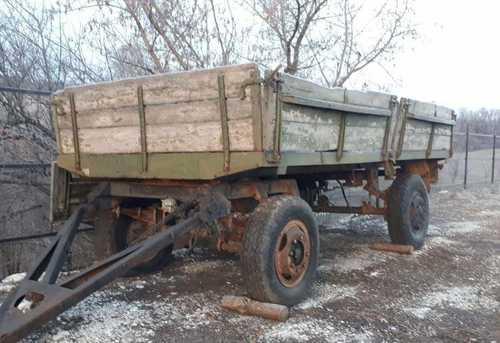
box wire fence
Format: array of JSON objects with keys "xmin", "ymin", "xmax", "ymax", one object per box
[{"xmin": 439, "ymin": 127, "xmax": 499, "ymax": 189}]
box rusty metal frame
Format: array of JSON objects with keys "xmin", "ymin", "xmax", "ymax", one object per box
[
  {"xmin": 217, "ymin": 74, "xmax": 231, "ymax": 171},
  {"xmin": 68, "ymin": 93, "xmax": 81, "ymax": 171},
  {"xmin": 0, "ymin": 185, "xmax": 230, "ymax": 343},
  {"xmin": 312, "ymin": 166, "xmax": 389, "ymax": 216},
  {"xmin": 137, "ymin": 85, "xmax": 148, "ymax": 172}
]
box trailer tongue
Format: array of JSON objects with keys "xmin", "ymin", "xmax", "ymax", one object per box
[{"xmin": 0, "ymin": 183, "xmax": 230, "ymax": 343}]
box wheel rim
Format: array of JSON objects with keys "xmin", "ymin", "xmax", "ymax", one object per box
[
  {"xmin": 274, "ymin": 220, "xmax": 311, "ymax": 288},
  {"xmin": 409, "ymin": 192, "xmax": 427, "ymax": 234}
]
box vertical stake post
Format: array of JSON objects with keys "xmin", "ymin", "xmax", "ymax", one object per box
[
  {"xmin": 464, "ymin": 125, "xmax": 469, "ymax": 189},
  {"xmin": 492, "ymin": 133, "xmax": 496, "ymax": 184}
]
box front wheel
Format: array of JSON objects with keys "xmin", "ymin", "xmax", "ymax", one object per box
[
  {"xmin": 387, "ymin": 174, "xmax": 430, "ymax": 249},
  {"xmin": 241, "ymin": 196, "xmax": 319, "ymax": 306}
]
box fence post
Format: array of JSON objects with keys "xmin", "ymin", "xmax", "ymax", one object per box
[
  {"xmin": 464, "ymin": 125, "xmax": 469, "ymax": 189},
  {"xmin": 492, "ymin": 133, "xmax": 496, "ymax": 184}
]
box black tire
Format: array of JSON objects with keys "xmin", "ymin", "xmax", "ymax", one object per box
[
  {"xmin": 241, "ymin": 195, "xmax": 319, "ymax": 306},
  {"xmin": 387, "ymin": 174, "xmax": 430, "ymax": 249},
  {"xmin": 94, "ymin": 207, "xmax": 172, "ymax": 275}
]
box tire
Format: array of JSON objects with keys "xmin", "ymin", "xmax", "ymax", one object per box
[
  {"xmin": 387, "ymin": 174, "xmax": 430, "ymax": 249},
  {"xmin": 241, "ymin": 195, "xmax": 319, "ymax": 306},
  {"xmin": 94, "ymin": 207, "xmax": 172, "ymax": 275}
]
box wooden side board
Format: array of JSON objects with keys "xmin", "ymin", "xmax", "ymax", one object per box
[
  {"xmin": 52, "ymin": 65, "xmax": 456, "ymax": 180},
  {"xmin": 53, "ymin": 64, "xmax": 260, "ymax": 155}
]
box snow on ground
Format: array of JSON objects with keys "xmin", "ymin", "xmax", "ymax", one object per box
[
  {"xmin": 405, "ymin": 286, "xmax": 499, "ymax": 319},
  {"xmin": 262, "ymin": 318, "xmax": 373, "ymax": 343},
  {"xmin": 0, "ymin": 272, "xmax": 25, "ymax": 293},
  {"xmin": 296, "ymin": 283, "xmax": 358, "ymax": 310},
  {"xmin": 0, "ymin": 187, "xmax": 497, "ymax": 342}
]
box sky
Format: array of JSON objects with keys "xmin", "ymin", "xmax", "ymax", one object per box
[
  {"xmin": 31, "ymin": 0, "xmax": 500, "ymax": 111},
  {"xmin": 393, "ymin": 0, "xmax": 500, "ymax": 110}
]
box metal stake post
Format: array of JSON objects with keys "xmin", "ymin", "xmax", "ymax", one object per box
[
  {"xmin": 464, "ymin": 125, "xmax": 469, "ymax": 189},
  {"xmin": 492, "ymin": 133, "xmax": 496, "ymax": 184}
]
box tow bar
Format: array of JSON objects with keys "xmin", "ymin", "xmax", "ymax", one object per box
[{"xmin": 0, "ymin": 183, "xmax": 230, "ymax": 343}]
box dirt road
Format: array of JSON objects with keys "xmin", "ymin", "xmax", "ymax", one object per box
[{"xmin": 2, "ymin": 186, "xmax": 498, "ymax": 342}]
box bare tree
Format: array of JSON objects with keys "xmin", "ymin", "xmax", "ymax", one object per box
[
  {"xmin": 71, "ymin": 0, "xmax": 245, "ymax": 78},
  {"xmin": 245, "ymin": 0, "xmax": 328, "ymax": 75},
  {"xmin": 245, "ymin": 0, "xmax": 416, "ymax": 87}
]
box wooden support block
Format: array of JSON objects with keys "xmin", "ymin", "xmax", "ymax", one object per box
[
  {"xmin": 221, "ymin": 295, "xmax": 289, "ymax": 321},
  {"xmin": 370, "ymin": 242, "xmax": 414, "ymax": 255}
]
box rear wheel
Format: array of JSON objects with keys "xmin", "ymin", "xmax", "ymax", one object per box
[
  {"xmin": 387, "ymin": 174, "xmax": 430, "ymax": 249},
  {"xmin": 241, "ymin": 196, "xmax": 319, "ymax": 306},
  {"xmin": 94, "ymin": 202, "xmax": 173, "ymax": 275}
]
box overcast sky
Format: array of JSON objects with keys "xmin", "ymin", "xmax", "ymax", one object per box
[
  {"xmin": 394, "ymin": 0, "xmax": 499, "ymax": 110},
  {"xmin": 55, "ymin": 0, "xmax": 500, "ymax": 110}
]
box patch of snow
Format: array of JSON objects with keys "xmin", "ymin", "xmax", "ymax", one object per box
[
  {"xmin": 181, "ymin": 260, "xmax": 224, "ymax": 273},
  {"xmin": 296, "ymin": 283, "xmax": 358, "ymax": 310},
  {"xmin": 331, "ymin": 250, "xmax": 390, "ymax": 273},
  {"xmin": 477, "ymin": 209, "xmax": 500, "ymax": 217},
  {"xmin": 0, "ymin": 272, "xmax": 26, "ymax": 293},
  {"xmin": 32, "ymin": 288, "xmax": 218, "ymax": 342},
  {"xmin": 262, "ymin": 318, "xmax": 373, "ymax": 342},
  {"xmin": 2, "ymin": 272, "xmax": 26, "ymax": 284},
  {"xmin": 405, "ymin": 286, "xmax": 499, "ymax": 319},
  {"xmin": 443, "ymin": 221, "xmax": 481, "ymax": 235},
  {"xmin": 428, "ymin": 236, "xmax": 457, "ymax": 247}
]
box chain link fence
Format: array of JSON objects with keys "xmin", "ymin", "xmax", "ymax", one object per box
[{"xmin": 439, "ymin": 128, "xmax": 498, "ymax": 189}]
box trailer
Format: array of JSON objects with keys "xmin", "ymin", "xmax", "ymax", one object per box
[{"xmin": 0, "ymin": 63, "xmax": 455, "ymax": 342}]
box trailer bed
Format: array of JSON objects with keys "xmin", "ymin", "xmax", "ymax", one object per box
[{"xmin": 52, "ymin": 63, "xmax": 455, "ymax": 179}]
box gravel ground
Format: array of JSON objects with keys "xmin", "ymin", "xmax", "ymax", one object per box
[{"xmin": 1, "ymin": 186, "xmax": 499, "ymax": 342}]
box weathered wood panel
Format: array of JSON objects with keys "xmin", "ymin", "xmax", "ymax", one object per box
[
  {"xmin": 60, "ymin": 118, "xmax": 254, "ymax": 154},
  {"xmin": 57, "ymin": 98, "xmax": 253, "ymax": 129},
  {"xmin": 344, "ymin": 115, "xmax": 386, "ymax": 153},
  {"xmin": 280, "ymin": 74, "xmax": 393, "ymax": 109},
  {"xmin": 280, "ymin": 104, "xmax": 340, "ymax": 152},
  {"xmin": 53, "ymin": 64, "xmax": 258, "ymax": 114},
  {"xmin": 407, "ymin": 98, "xmax": 454, "ymax": 120}
]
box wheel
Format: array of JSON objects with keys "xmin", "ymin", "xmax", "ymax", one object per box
[
  {"xmin": 241, "ymin": 195, "xmax": 319, "ymax": 306},
  {"xmin": 387, "ymin": 173, "xmax": 430, "ymax": 249},
  {"xmin": 94, "ymin": 203, "xmax": 173, "ymax": 275}
]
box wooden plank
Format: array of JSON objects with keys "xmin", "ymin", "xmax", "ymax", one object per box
[
  {"xmin": 59, "ymin": 118, "xmax": 254, "ymax": 154},
  {"xmin": 281, "ymin": 121, "xmax": 339, "ymax": 152},
  {"xmin": 344, "ymin": 115, "xmax": 386, "ymax": 153},
  {"xmin": 56, "ymin": 98, "xmax": 253, "ymax": 129},
  {"xmin": 53, "ymin": 64, "xmax": 259, "ymax": 114},
  {"xmin": 280, "ymin": 104, "xmax": 340, "ymax": 152},
  {"xmin": 280, "ymin": 95, "xmax": 391, "ymax": 117},
  {"xmin": 280, "ymin": 74, "xmax": 393, "ymax": 110}
]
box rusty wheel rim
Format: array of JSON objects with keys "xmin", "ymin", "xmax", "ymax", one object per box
[{"xmin": 274, "ymin": 220, "xmax": 311, "ymax": 288}]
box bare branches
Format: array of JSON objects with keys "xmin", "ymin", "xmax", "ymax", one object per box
[{"xmin": 246, "ymin": 0, "xmax": 328, "ymax": 75}]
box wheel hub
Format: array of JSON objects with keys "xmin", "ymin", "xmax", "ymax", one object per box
[
  {"xmin": 274, "ymin": 220, "xmax": 311, "ymax": 288},
  {"xmin": 409, "ymin": 193, "xmax": 426, "ymax": 233}
]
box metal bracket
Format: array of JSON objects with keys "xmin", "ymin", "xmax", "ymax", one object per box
[
  {"xmin": 137, "ymin": 85, "xmax": 148, "ymax": 173},
  {"xmin": 396, "ymin": 99, "xmax": 409, "ymax": 159},
  {"xmin": 217, "ymin": 75, "xmax": 231, "ymax": 172},
  {"xmin": 68, "ymin": 93, "xmax": 81, "ymax": 171},
  {"xmin": 336, "ymin": 113, "xmax": 347, "ymax": 161}
]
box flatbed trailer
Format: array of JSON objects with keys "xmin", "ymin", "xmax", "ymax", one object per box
[{"xmin": 0, "ymin": 64, "xmax": 455, "ymax": 342}]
